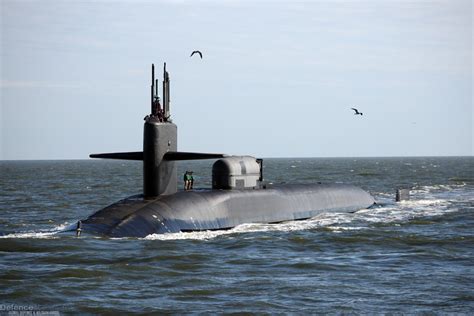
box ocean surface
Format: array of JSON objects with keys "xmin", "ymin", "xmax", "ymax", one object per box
[{"xmin": 0, "ymin": 157, "xmax": 473, "ymax": 314}]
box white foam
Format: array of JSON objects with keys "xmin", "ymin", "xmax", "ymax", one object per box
[
  {"xmin": 411, "ymin": 184, "xmax": 467, "ymax": 194},
  {"xmin": 0, "ymin": 231, "xmax": 59, "ymax": 239},
  {"xmin": 354, "ymin": 196, "xmax": 455, "ymax": 224},
  {"xmin": 0, "ymin": 222, "xmax": 71, "ymax": 239},
  {"xmin": 144, "ymin": 229, "xmax": 234, "ymax": 241},
  {"xmin": 144, "ymin": 213, "xmax": 357, "ymax": 241},
  {"xmin": 326, "ymin": 226, "xmax": 365, "ymax": 233}
]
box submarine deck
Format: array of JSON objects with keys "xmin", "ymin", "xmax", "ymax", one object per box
[{"xmin": 78, "ymin": 183, "xmax": 375, "ymax": 237}]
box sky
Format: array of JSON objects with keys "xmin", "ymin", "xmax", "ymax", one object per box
[{"xmin": 0, "ymin": 0, "xmax": 472, "ymax": 160}]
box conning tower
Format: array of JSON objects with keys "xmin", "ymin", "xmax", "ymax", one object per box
[
  {"xmin": 90, "ymin": 63, "xmax": 225, "ymax": 198},
  {"xmin": 143, "ymin": 63, "xmax": 177, "ymax": 197}
]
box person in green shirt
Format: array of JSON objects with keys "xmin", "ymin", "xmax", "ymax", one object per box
[{"xmin": 183, "ymin": 171, "xmax": 194, "ymax": 190}]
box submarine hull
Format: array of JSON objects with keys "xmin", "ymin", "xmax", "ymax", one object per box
[{"xmin": 80, "ymin": 183, "xmax": 375, "ymax": 237}]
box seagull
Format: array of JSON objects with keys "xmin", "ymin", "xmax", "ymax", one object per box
[
  {"xmin": 351, "ymin": 107, "xmax": 363, "ymax": 116},
  {"xmin": 190, "ymin": 50, "xmax": 203, "ymax": 59}
]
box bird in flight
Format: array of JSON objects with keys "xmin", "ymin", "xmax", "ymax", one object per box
[
  {"xmin": 351, "ymin": 107, "xmax": 363, "ymax": 116},
  {"xmin": 190, "ymin": 50, "xmax": 203, "ymax": 59}
]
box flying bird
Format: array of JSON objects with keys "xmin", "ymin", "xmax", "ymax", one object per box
[
  {"xmin": 351, "ymin": 107, "xmax": 363, "ymax": 116},
  {"xmin": 190, "ymin": 50, "xmax": 203, "ymax": 59}
]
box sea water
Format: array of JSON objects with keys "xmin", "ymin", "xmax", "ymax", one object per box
[{"xmin": 0, "ymin": 157, "xmax": 473, "ymax": 313}]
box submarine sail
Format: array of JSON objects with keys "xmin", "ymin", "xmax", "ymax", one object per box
[{"xmin": 78, "ymin": 64, "xmax": 375, "ymax": 237}]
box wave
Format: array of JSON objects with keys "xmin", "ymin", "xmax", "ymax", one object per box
[
  {"xmin": 448, "ymin": 177, "xmax": 473, "ymax": 184},
  {"xmin": 0, "ymin": 222, "xmax": 71, "ymax": 239},
  {"xmin": 357, "ymin": 171, "xmax": 380, "ymax": 176}
]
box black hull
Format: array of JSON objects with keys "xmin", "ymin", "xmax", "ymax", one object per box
[{"xmin": 79, "ymin": 183, "xmax": 375, "ymax": 237}]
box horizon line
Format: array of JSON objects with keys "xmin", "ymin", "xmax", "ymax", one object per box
[{"xmin": 1, "ymin": 154, "xmax": 473, "ymax": 162}]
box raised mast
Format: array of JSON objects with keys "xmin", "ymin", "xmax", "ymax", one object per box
[
  {"xmin": 150, "ymin": 63, "xmax": 155, "ymax": 115},
  {"xmin": 163, "ymin": 63, "xmax": 170, "ymax": 121},
  {"xmin": 149, "ymin": 63, "xmax": 164, "ymax": 120}
]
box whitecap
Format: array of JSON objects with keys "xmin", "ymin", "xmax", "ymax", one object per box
[{"xmin": 0, "ymin": 222, "xmax": 71, "ymax": 239}]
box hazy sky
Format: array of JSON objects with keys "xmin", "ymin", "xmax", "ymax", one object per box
[{"xmin": 1, "ymin": 0, "xmax": 472, "ymax": 160}]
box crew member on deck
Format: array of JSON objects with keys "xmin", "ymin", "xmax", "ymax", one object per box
[{"xmin": 184, "ymin": 171, "xmax": 194, "ymax": 190}]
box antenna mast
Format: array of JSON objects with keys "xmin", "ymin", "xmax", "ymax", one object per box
[
  {"xmin": 163, "ymin": 63, "xmax": 170, "ymax": 120},
  {"xmin": 150, "ymin": 64, "xmax": 154, "ymax": 115}
]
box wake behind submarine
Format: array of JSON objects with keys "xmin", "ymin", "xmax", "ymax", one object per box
[{"xmin": 76, "ymin": 63, "xmax": 375, "ymax": 238}]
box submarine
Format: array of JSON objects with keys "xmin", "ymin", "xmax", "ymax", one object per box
[{"xmin": 75, "ymin": 63, "xmax": 375, "ymax": 237}]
